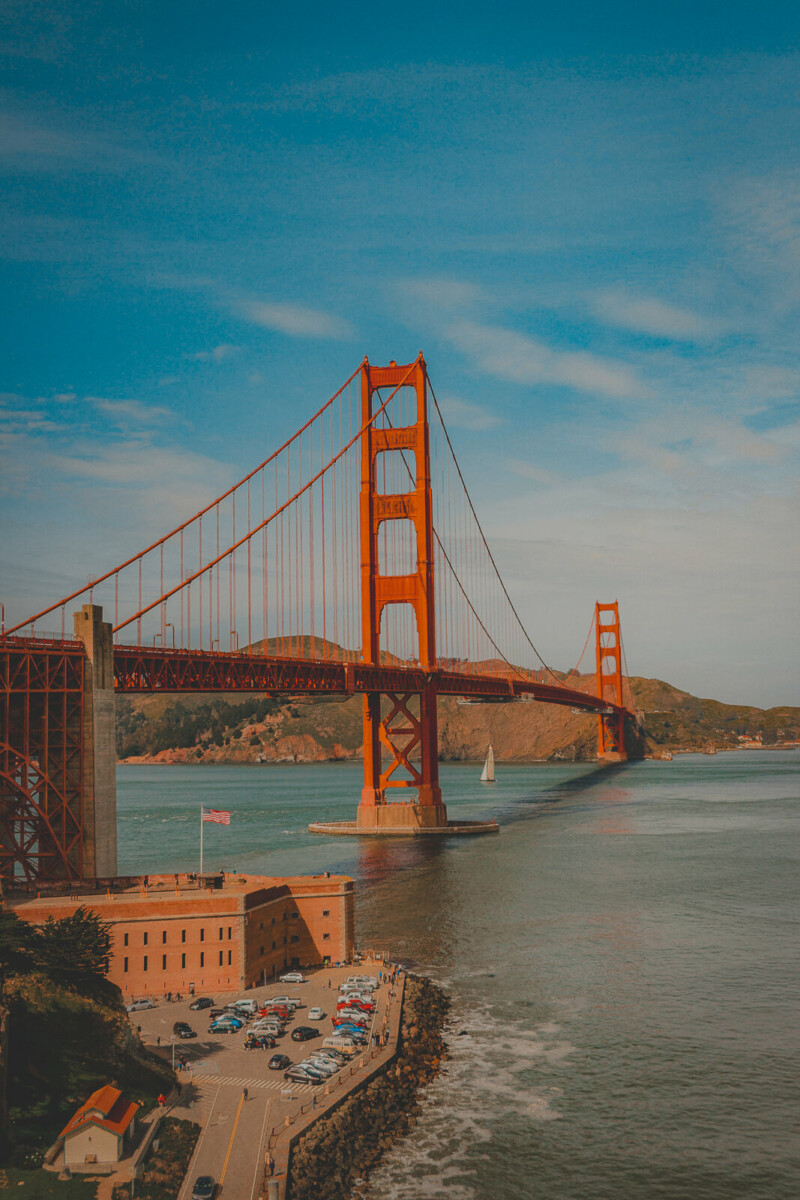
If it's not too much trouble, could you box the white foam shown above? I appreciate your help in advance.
[360,998,576,1198]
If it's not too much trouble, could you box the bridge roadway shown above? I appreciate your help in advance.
[112,644,619,716]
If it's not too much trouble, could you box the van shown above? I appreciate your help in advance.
[323,1036,358,1056]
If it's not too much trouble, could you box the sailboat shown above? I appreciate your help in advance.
[480,743,496,783]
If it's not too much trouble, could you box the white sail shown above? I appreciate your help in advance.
[480,744,495,783]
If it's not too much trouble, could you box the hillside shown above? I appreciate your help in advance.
[116,676,800,765]
[0,910,173,1167]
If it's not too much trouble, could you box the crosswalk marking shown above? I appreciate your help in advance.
[200,1072,313,1094]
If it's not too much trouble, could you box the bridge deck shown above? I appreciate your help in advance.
[112,645,619,715]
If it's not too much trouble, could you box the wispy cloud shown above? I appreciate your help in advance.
[90,398,173,427]
[446,320,648,400]
[0,109,154,174]
[507,459,560,485]
[236,299,352,340]
[189,344,241,363]
[437,394,501,431]
[399,278,482,309]
[592,289,725,341]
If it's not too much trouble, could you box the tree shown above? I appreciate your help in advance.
[36,907,112,987]
[0,911,37,994]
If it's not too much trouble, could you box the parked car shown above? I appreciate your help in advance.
[268,1053,292,1071]
[331,1029,366,1044]
[279,972,306,984]
[191,1177,216,1200]
[232,999,259,1015]
[307,1007,326,1021]
[307,1053,340,1073]
[284,1066,322,1085]
[209,1017,243,1033]
[264,996,301,1009]
[301,1057,336,1078]
[189,997,214,1011]
[337,1000,373,1013]
[322,1036,358,1056]
[333,1015,368,1029]
[173,1022,197,1039]
[126,999,155,1012]
[263,1006,291,1019]
[291,1026,319,1042]
[315,1046,349,1063]
[209,1008,226,1018]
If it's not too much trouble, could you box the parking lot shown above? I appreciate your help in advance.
[131,960,394,1200]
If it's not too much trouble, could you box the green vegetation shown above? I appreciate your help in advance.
[116,695,280,758]
[0,1167,98,1198]
[112,1118,199,1200]
[630,678,800,753]
[0,910,173,1167]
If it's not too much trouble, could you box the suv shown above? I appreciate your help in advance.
[173,1021,196,1039]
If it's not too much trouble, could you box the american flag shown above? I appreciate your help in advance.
[202,808,231,825]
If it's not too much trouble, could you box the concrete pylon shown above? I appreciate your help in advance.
[74,604,118,878]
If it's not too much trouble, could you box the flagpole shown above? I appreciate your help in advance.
[200,804,204,876]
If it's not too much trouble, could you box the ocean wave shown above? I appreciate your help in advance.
[361,1000,574,1198]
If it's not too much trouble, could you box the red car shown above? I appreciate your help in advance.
[337,1001,373,1014]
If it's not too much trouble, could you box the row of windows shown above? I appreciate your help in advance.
[123,949,233,973]
[257,911,300,930]
[123,926,233,948]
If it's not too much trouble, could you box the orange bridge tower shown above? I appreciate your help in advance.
[595,601,627,760]
[357,355,447,832]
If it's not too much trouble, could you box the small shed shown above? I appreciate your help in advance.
[60,1085,139,1167]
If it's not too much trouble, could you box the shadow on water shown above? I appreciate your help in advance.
[507,759,634,814]
[343,763,638,888]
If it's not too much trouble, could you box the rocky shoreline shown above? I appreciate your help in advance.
[287,975,449,1200]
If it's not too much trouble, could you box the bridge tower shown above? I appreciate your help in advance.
[357,355,448,832]
[595,601,627,760]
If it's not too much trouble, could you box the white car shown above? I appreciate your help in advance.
[232,999,258,1015]
[301,1057,336,1077]
[307,1007,325,1021]
[126,998,155,1012]
[279,972,306,984]
[265,996,301,1008]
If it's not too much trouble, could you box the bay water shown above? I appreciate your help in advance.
[118,751,800,1198]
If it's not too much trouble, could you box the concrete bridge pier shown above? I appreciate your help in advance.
[74,604,118,879]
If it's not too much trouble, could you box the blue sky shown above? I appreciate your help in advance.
[1,2,799,705]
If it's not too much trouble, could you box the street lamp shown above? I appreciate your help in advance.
[165,623,175,649]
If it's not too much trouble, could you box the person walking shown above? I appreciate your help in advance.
[242,1087,248,1102]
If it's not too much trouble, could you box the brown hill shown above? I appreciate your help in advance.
[115,675,800,765]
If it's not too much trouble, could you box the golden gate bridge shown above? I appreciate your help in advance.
[1,355,637,884]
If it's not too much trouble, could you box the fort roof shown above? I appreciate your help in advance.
[8,871,353,913]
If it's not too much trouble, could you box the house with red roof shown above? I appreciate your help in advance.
[59,1085,139,1167]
